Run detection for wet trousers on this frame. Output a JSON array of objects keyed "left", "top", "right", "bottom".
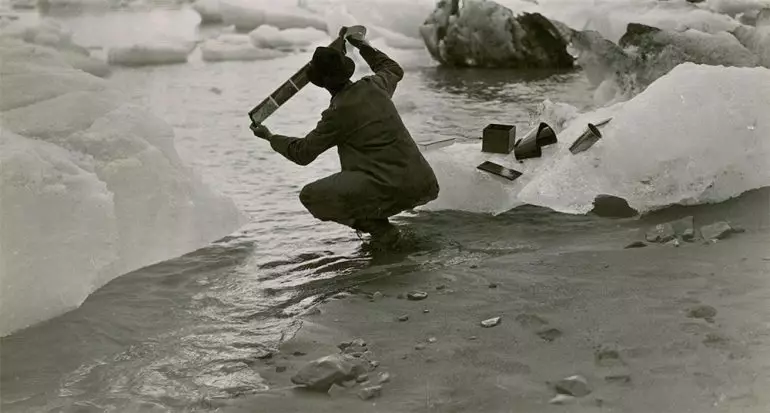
[{"left": 299, "top": 171, "right": 427, "bottom": 234}]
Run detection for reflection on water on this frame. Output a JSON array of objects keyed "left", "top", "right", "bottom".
[{"left": 0, "top": 7, "right": 599, "bottom": 413}]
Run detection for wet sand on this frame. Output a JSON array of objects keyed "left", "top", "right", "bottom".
[{"left": 224, "top": 190, "right": 770, "bottom": 413}]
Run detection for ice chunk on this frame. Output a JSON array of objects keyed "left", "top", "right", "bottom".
[
  {"left": 0, "top": 18, "right": 111, "bottom": 77},
  {"left": 517, "top": 63, "right": 770, "bottom": 214},
  {"left": 535, "top": 100, "right": 581, "bottom": 133},
  {"left": 304, "top": 0, "right": 436, "bottom": 38},
  {"left": 219, "top": 0, "right": 327, "bottom": 32},
  {"left": 421, "top": 142, "right": 560, "bottom": 215},
  {"left": 201, "top": 35, "right": 286, "bottom": 61},
  {"left": 248, "top": 25, "right": 327, "bottom": 50},
  {"left": 107, "top": 41, "right": 195, "bottom": 66},
  {"left": 705, "top": 0, "right": 770, "bottom": 16},
  {"left": 1, "top": 130, "right": 119, "bottom": 338},
  {"left": 732, "top": 23, "right": 770, "bottom": 67},
  {"left": 525, "top": 0, "right": 742, "bottom": 43},
  {"left": 0, "top": 38, "right": 245, "bottom": 336},
  {"left": 192, "top": 0, "right": 222, "bottom": 24}
]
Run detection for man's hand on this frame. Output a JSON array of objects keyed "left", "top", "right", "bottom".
[
  {"left": 250, "top": 123, "right": 272, "bottom": 140},
  {"left": 343, "top": 26, "right": 370, "bottom": 49}
]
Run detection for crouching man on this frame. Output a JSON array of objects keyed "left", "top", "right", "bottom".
[{"left": 251, "top": 27, "right": 439, "bottom": 247}]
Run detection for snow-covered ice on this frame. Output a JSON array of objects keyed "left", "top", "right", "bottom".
[
  {"left": 422, "top": 63, "right": 770, "bottom": 215},
  {"left": 248, "top": 24, "right": 327, "bottom": 50},
  {"left": 107, "top": 41, "right": 196, "bottom": 66},
  {"left": 192, "top": 0, "right": 222, "bottom": 24},
  {"left": 200, "top": 34, "right": 286, "bottom": 61},
  {"left": 0, "top": 17, "right": 111, "bottom": 77},
  {"left": 219, "top": 0, "right": 327, "bottom": 32},
  {"left": 0, "top": 38, "right": 246, "bottom": 336}
]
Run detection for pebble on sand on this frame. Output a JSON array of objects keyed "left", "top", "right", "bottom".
[
  {"left": 481, "top": 317, "right": 502, "bottom": 328},
  {"left": 377, "top": 372, "right": 391, "bottom": 384},
  {"left": 427, "top": 337, "right": 437, "bottom": 343},
  {"left": 407, "top": 291, "right": 428, "bottom": 301},
  {"left": 549, "top": 394, "right": 576, "bottom": 405},
  {"left": 356, "top": 373, "right": 369, "bottom": 383},
  {"left": 488, "top": 283, "right": 499, "bottom": 288},
  {"left": 624, "top": 241, "right": 647, "bottom": 249},
  {"left": 537, "top": 328, "right": 563, "bottom": 342},
  {"left": 687, "top": 305, "right": 717, "bottom": 320},
  {"left": 415, "top": 343, "right": 427, "bottom": 350},
  {"left": 423, "top": 309, "right": 430, "bottom": 314},
  {"left": 554, "top": 375, "right": 591, "bottom": 397},
  {"left": 358, "top": 385, "right": 383, "bottom": 400},
  {"left": 398, "top": 315, "right": 409, "bottom": 322},
  {"left": 646, "top": 222, "right": 676, "bottom": 243},
  {"left": 291, "top": 354, "right": 368, "bottom": 392},
  {"left": 371, "top": 291, "right": 383, "bottom": 300},
  {"left": 701, "top": 221, "right": 739, "bottom": 241}
]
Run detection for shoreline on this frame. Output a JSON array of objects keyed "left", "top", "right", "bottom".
[{"left": 222, "top": 191, "right": 770, "bottom": 413}]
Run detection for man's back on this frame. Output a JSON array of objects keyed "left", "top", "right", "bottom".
[{"left": 331, "top": 75, "right": 435, "bottom": 191}]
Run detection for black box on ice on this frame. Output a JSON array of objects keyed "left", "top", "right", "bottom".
[{"left": 482, "top": 124, "right": 516, "bottom": 154}]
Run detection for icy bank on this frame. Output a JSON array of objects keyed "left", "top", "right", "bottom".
[
  {"left": 0, "top": 38, "right": 246, "bottom": 337},
  {"left": 304, "top": 0, "right": 436, "bottom": 39},
  {"left": 192, "top": 0, "right": 222, "bottom": 24},
  {"left": 248, "top": 25, "right": 327, "bottom": 50},
  {"left": 518, "top": 0, "right": 742, "bottom": 44},
  {"left": 422, "top": 63, "right": 770, "bottom": 215},
  {"left": 107, "top": 41, "right": 196, "bottom": 66},
  {"left": 200, "top": 34, "right": 285, "bottom": 61},
  {"left": 219, "top": 0, "right": 327, "bottom": 32},
  {"left": 0, "top": 18, "right": 111, "bottom": 77}
]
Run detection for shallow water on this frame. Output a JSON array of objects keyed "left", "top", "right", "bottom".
[{"left": 0, "top": 8, "right": 601, "bottom": 412}]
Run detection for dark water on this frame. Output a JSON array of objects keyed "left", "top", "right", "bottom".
[{"left": 0, "top": 9, "right": 600, "bottom": 413}]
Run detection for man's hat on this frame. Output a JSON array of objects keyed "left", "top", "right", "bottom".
[{"left": 307, "top": 46, "right": 355, "bottom": 88}]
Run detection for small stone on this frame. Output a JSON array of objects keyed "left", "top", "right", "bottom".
[
  {"left": 470, "top": 264, "right": 479, "bottom": 269},
  {"left": 415, "top": 344, "right": 427, "bottom": 350},
  {"left": 687, "top": 305, "right": 717, "bottom": 320},
  {"left": 407, "top": 291, "right": 428, "bottom": 301},
  {"left": 398, "top": 315, "right": 409, "bottom": 322},
  {"left": 356, "top": 373, "right": 369, "bottom": 383},
  {"left": 209, "top": 86, "right": 222, "bottom": 94},
  {"left": 427, "top": 337, "right": 437, "bottom": 343},
  {"left": 377, "top": 372, "right": 391, "bottom": 384},
  {"left": 646, "top": 222, "right": 676, "bottom": 243},
  {"left": 555, "top": 375, "right": 591, "bottom": 397},
  {"left": 468, "top": 336, "right": 478, "bottom": 341},
  {"left": 351, "top": 338, "right": 367, "bottom": 347},
  {"left": 293, "top": 351, "right": 307, "bottom": 356},
  {"left": 701, "top": 221, "right": 737, "bottom": 241},
  {"left": 275, "top": 365, "right": 287, "bottom": 373},
  {"left": 682, "top": 228, "right": 695, "bottom": 242},
  {"left": 549, "top": 394, "right": 576, "bottom": 405},
  {"left": 515, "top": 313, "right": 548, "bottom": 328},
  {"left": 488, "top": 283, "right": 498, "bottom": 288},
  {"left": 358, "top": 385, "right": 382, "bottom": 400},
  {"left": 624, "top": 241, "right": 647, "bottom": 249},
  {"left": 338, "top": 341, "right": 352, "bottom": 351},
  {"left": 291, "top": 354, "right": 367, "bottom": 392},
  {"left": 605, "top": 374, "right": 631, "bottom": 384},
  {"left": 537, "top": 328, "right": 563, "bottom": 342},
  {"left": 666, "top": 238, "right": 681, "bottom": 248},
  {"left": 369, "top": 360, "right": 380, "bottom": 369},
  {"left": 423, "top": 309, "right": 430, "bottom": 314},
  {"left": 400, "top": 354, "right": 408, "bottom": 360},
  {"left": 481, "top": 317, "right": 502, "bottom": 328},
  {"left": 372, "top": 291, "right": 383, "bottom": 300},
  {"left": 595, "top": 347, "right": 621, "bottom": 365},
  {"left": 435, "top": 285, "right": 446, "bottom": 291}
]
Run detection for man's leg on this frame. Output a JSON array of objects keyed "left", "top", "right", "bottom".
[{"left": 299, "top": 172, "right": 387, "bottom": 231}]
